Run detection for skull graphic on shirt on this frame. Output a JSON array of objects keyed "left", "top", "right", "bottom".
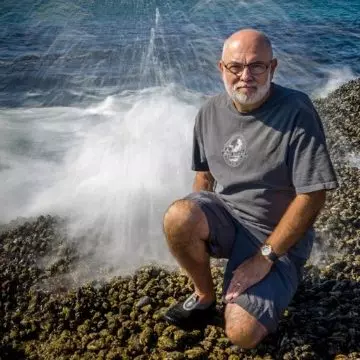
[{"left": 222, "top": 133, "right": 248, "bottom": 167}]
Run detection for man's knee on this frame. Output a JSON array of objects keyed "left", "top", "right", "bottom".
[
  {"left": 225, "top": 326, "right": 263, "bottom": 349},
  {"left": 224, "top": 303, "right": 268, "bottom": 349},
  {"left": 163, "top": 198, "right": 209, "bottom": 241}
]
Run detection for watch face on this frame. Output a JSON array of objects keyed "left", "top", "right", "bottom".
[{"left": 261, "top": 244, "right": 272, "bottom": 256}]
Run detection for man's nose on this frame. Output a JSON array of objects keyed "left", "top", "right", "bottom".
[{"left": 240, "top": 66, "right": 253, "bottom": 81}]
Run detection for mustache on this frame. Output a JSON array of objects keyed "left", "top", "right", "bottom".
[{"left": 233, "top": 83, "right": 257, "bottom": 90}]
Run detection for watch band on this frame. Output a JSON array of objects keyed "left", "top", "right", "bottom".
[{"left": 266, "top": 250, "right": 278, "bottom": 262}]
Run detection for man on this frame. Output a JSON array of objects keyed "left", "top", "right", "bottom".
[{"left": 162, "top": 29, "right": 338, "bottom": 348}]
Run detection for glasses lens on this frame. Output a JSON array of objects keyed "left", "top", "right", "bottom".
[
  {"left": 228, "top": 64, "right": 244, "bottom": 75},
  {"left": 249, "top": 63, "right": 267, "bottom": 74},
  {"left": 226, "top": 62, "right": 268, "bottom": 75}
]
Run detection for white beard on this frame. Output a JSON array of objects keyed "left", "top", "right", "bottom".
[{"left": 225, "top": 72, "right": 271, "bottom": 106}]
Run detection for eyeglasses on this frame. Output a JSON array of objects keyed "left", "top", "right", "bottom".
[{"left": 222, "top": 61, "right": 272, "bottom": 76}]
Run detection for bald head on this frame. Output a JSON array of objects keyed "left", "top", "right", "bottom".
[
  {"left": 219, "top": 29, "right": 277, "bottom": 112},
  {"left": 221, "top": 29, "right": 273, "bottom": 63}
]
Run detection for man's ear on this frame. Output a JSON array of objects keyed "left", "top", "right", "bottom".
[
  {"left": 218, "top": 60, "right": 224, "bottom": 72},
  {"left": 270, "top": 58, "right": 278, "bottom": 79}
]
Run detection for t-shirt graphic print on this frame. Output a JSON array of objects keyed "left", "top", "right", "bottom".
[{"left": 222, "top": 132, "right": 248, "bottom": 167}]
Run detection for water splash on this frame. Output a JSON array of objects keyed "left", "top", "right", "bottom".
[
  {"left": 312, "top": 66, "right": 357, "bottom": 99},
  {"left": 139, "top": 8, "right": 171, "bottom": 88},
  {"left": 6, "top": 85, "right": 204, "bottom": 273},
  {"left": 347, "top": 152, "right": 360, "bottom": 169}
]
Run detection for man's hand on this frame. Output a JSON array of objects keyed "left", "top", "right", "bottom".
[
  {"left": 225, "top": 252, "right": 273, "bottom": 302},
  {"left": 193, "top": 171, "right": 216, "bottom": 192}
]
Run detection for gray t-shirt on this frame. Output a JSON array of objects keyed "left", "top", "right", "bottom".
[{"left": 192, "top": 83, "right": 338, "bottom": 259}]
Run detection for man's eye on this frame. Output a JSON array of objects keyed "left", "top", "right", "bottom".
[
  {"left": 250, "top": 64, "right": 266, "bottom": 73},
  {"left": 229, "top": 65, "right": 244, "bottom": 73}
]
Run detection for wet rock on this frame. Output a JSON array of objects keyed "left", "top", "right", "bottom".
[
  {"left": 184, "top": 346, "right": 207, "bottom": 359},
  {"left": 136, "top": 295, "right": 152, "bottom": 308},
  {"left": 157, "top": 335, "right": 177, "bottom": 351}
]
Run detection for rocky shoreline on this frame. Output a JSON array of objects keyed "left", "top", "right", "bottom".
[{"left": 1, "top": 79, "right": 359, "bottom": 360}]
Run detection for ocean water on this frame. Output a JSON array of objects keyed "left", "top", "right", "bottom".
[{"left": 1, "top": 0, "right": 360, "bottom": 273}]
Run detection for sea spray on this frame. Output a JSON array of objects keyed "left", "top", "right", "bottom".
[{"left": 20, "top": 85, "right": 205, "bottom": 273}]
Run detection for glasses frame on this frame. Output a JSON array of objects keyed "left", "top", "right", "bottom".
[{"left": 222, "top": 60, "right": 273, "bottom": 76}]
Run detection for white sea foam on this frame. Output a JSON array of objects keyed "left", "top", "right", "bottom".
[
  {"left": 347, "top": 152, "right": 360, "bottom": 168},
  {"left": 312, "top": 66, "right": 357, "bottom": 99},
  {"left": 0, "top": 85, "right": 203, "bottom": 273}
]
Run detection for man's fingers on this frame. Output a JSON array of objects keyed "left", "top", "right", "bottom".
[
  {"left": 225, "top": 290, "right": 239, "bottom": 302},
  {"left": 225, "top": 283, "right": 236, "bottom": 301},
  {"left": 225, "top": 280, "right": 244, "bottom": 302}
]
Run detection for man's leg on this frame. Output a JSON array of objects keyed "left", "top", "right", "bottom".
[
  {"left": 224, "top": 303, "right": 268, "bottom": 349},
  {"left": 222, "top": 224, "right": 306, "bottom": 348},
  {"left": 163, "top": 198, "right": 215, "bottom": 304}
]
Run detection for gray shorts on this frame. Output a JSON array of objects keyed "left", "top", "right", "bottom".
[{"left": 184, "top": 191, "right": 307, "bottom": 333}]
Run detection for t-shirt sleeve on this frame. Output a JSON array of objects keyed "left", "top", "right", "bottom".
[
  {"left": 287, "top": 97, "right": 339, "bottom": 194},
  {"left": 191, "top": 111, "right": 209, "bottom": 171}
]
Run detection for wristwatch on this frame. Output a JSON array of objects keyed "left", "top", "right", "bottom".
[{"left": 260, "top": 244, "right": 278, "bottom": 263}]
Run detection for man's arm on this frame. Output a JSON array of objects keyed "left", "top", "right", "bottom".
[
  {"left": 225, "top": 189, "right": 326, "bottom": 302},
  {"left": 264, "top": 189, "right": 326, "bottom": 257},
  {"left": 193, "top": 171, "right": 216, "bottom": 192}
]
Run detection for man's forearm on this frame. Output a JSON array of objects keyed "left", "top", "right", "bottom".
[
  {"left": 193, "top": 171, "right": 216, "bottom": 192},
  {"left": 265, "top": 190, "right": 326, "bottom": 257}
]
